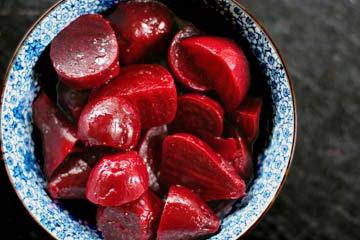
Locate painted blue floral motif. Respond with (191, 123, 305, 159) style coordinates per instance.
(1, 0, 295, 239)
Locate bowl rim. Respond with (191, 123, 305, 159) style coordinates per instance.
(0, 0, 297, 239)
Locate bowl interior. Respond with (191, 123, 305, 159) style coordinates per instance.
(1, 0, 295, 239)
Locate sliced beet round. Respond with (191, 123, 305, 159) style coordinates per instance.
(86, 152, 148, 206)
(91, 64, 177, 129)
(57, 81, 90, 121)
(157, 185, 220, 240)
(179, 36, 250, 111)
(159, 133, 246, 201)
(47, 155, 91, 199)
(32, 92, 78, 179)
(168, 25, 207, 91)
(78, 96, 141, 150)
(97, 191, 163, 240)
(108, 1, 174, 64)
(50, 14, 119, 89)
(170, 94, 224, 137)
(138, 125, 168, 193)
(228, 97, 263, 143)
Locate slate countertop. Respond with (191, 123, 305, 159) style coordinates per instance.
(1, 0, 359, 239)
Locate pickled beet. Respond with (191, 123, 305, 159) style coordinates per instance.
(32, 93, 77, 178)
(179, 36, 250, 111)
(228, 97, 263, 143)
(91, 64, 177, 129)
(168, 25, 206, 91)
(108, 1, 174, 64)
(170, 94, 224, 137)
(86, 152, 148, 206)
(138, 125, 168, 193)
(78, 96, 141, 150)
(202, 134, 238, 162)
(97, 191, 163, 240)
(159, 134, 246, 201)
(50, 14, 119, 89)
(157, 185, 220, 240)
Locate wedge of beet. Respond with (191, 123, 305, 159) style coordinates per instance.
(180, 36, 250, 111)
(97, 191, 162, 240)
(157, 185, 220, 240)
(202, 133, 238, 162)
(50, 14, 119, 89)
(138, 125, 168, 193)
(33, 92, 78, 179)
(228, 97, 263, 142)
(159, 133, 246, 201)
(57, 82, 90, 121)
(91, 64, 177, 129)
(108, 1, 173, 64)
(168, 25, 207, 91)
(47, 155, 91, 199)
(170, 94, 224, 137)
(86, 152, 148, 206)
(78, 96, 141, 150)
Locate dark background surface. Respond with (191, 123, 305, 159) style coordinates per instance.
(1, 0, 359, 239)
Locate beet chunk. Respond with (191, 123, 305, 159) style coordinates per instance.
(157, 185, 220, 240)
(138, 125, 168, 193)
(108, 1, 174, 64)
(168, 25, 206, 91)
(32, 92, 77, 179)
(179, 36, 250, 111)
(86, 152, 148, 206)
(159, 134, 246, 201)
(78, 96, 141, 150)
(97, 191, 163, 240)
(91, 64, 177, 129)
(57, 82, 90, 121)
(50, 14, 119, 89)
(170, 94, 224, 137)
(201, 133, 238, 162)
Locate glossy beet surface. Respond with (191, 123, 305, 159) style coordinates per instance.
(86, 152, 148, 206)
(138, 125, 168, 193)
(50, 14, 119, 89)
(228, 97, 263, 143)
(97, 191, 163, 240)
(168, 25, 206, 91)
(57, 82, 90, 121)
(47, 155, 91, 199)
(180, 36, 250, 111)
(32, 93, 77, 179)
(170, 94, 224, 137)
(159, 134, 246, 201)
(202, 134, 238, 162)
(78, 96, 141, 150)
(108, 1, 173, 64)
(157, 185, 220, 240)
(91, 64, 177, 129)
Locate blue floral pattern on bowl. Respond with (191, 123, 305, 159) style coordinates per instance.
(0, 0, 296, 239)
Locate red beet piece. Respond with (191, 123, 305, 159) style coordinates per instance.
(228, 97, 263, 142)
(180, 36, 250, 111)
(108, 1, 173, 64)
(170, 94, 224, 137)
(78, 96, 141, 150)
(86, 152, 148, 206)
(91, 64, 177, 129)
(97, 191, 163, 240)
(159, 133, 246, 201)
(157, 185, 220, 240)
(202, 133, 238, 162)
(32, 93, 77, 179)
(50, 14, 119, 89)
(168, 25, 207, 91)
(57, 81, 90, 121)
(47, 155, 91, 199)
(138, 125, 168, 193)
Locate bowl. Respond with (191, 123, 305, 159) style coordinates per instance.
(0, 0, 297, 239)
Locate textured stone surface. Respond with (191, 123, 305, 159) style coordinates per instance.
(1, 0, 360, 239)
